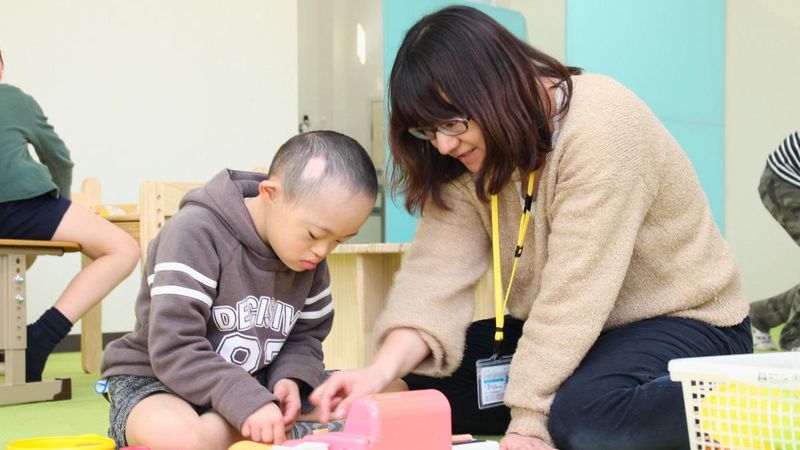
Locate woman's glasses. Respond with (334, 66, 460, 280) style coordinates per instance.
(408, 116, 470, 141)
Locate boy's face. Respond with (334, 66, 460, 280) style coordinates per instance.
(258, 178, 374, 271)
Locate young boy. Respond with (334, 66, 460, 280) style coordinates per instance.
(100, 130, 378, 449)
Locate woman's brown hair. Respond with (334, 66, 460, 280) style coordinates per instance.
(388, 5, 582, 214)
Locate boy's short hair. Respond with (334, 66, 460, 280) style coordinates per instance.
(269, 130, 379, 203)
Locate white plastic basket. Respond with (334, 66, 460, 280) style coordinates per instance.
(669, 352, 800, 450)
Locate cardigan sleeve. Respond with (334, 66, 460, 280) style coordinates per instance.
(504, 113, 658, 443)
(373, 179, 492, 377)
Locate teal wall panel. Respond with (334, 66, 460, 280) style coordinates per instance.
(383, 1, 527, 242)
(565, 0, 726, 229)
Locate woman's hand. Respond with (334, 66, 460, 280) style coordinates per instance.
(500, 433, 558, 450)
(311, 328, 431, 423)
(309, 365, 393, 422)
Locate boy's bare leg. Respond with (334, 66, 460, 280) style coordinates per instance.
(201, 410, 246, 448)
(51, 202, 140, 322)
(127, 393, 241, 450)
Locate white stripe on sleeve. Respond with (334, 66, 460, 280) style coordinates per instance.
(147, 262, 218, 288)
(151, 285, 213, 307)
(298, 302, 334, 320)
(305, 286, 332, 305)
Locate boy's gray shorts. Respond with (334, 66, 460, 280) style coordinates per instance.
(107, 375, 208, 448)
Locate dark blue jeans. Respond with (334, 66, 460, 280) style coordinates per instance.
(404, 315, 752, 450)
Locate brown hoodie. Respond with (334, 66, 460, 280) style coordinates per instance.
(101, 169, 333, 430)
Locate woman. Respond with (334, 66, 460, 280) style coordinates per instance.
(311, 6, 751, 450)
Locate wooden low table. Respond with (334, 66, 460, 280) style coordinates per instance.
(0, 239, 78, 405)
(324, 243, 494, 370)
(323, 243, 409, 370)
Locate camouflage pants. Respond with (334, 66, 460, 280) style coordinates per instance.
(749, 165, 800, 350)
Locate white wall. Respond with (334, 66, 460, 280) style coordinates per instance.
(0, 0, 298, 332)
(298, 0, 384, 167)
(726, 0, 800, 303)
(298, 0, 335, 134)
(298, 0, 385, 243)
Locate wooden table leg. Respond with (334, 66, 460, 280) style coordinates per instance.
(324, 251, 403, 370)
(1, 249, 72, 405)
(80, 254, 103, 373)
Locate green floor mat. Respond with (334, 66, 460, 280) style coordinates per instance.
(0, 353, 108, 447)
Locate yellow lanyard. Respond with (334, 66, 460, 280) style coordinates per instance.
(490, 172, 535, 355)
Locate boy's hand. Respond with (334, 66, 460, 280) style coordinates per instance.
(273, 378, 301, 426)
(241, 402, 286, 444)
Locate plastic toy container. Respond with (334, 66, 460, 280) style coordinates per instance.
(669, 352, 800, 449)
(6, 435, 115, 449)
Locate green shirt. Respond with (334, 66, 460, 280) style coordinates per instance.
(0, 83, 73, 201)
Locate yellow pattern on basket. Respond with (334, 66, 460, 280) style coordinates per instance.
(701, 383, 800, 450)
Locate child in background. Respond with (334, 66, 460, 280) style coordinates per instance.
(0, 49, 140, 381)
(750, 130, 800, 352)
(100, 131, 378, 449)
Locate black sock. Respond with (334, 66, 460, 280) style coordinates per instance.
(26, 307, 73, 382)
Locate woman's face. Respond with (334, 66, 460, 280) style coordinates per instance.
(428, 118, 487, 173)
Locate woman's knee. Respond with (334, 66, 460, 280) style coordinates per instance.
(549, 385, 597, 450)
(549, 397, 633, 450)
(549, 379, 689, 450)
(549, 379, 634, 450)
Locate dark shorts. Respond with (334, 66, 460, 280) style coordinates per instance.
(0, 193, 72, 240)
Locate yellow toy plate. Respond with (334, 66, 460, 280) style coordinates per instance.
(7, 434, 115, 450)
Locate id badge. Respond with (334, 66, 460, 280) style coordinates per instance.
(475, 354, 513, 409)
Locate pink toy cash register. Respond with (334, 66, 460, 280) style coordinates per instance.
(283, 389, 452, 450)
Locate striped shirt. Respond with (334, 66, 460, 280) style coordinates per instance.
(767, 131, 800, 187)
